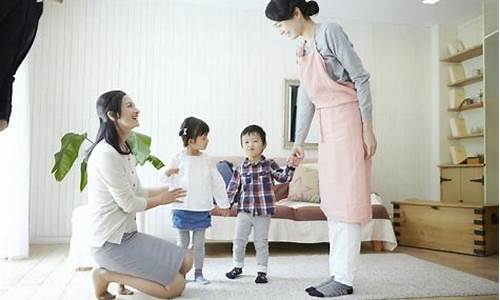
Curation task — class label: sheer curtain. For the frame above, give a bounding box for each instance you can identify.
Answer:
[0,62,31,259]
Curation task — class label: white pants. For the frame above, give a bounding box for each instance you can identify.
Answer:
[328,219,361,286]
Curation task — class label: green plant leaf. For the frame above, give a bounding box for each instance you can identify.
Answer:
[127,131,151,165]
[146,155,165,169]
[80,161,88,191]
[51,132,88,181]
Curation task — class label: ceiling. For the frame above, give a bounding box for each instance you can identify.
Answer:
[177,0,483,26]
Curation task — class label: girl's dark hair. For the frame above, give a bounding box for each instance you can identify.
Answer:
[85,90,130,160]
[265,0,319,22]
[179,117,210,147]
[240,124,267,147]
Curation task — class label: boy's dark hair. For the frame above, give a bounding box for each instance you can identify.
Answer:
[179,116,209,147]
[240,124,267,147]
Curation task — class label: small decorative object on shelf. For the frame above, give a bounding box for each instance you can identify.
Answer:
[449,145,467,164]
[447,40,466,55]
[449,117,467,137]
[469,126,484,134]
[448,64,466,83]
[466,157,481,164]
[449,88,465,109]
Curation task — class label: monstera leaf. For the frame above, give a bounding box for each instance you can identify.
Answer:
[146,154,165,169]
[51,132,88,182]
[52,131,164,192]
[80,161,88,192]
[127,131,151,165]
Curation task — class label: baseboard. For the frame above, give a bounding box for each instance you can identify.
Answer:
[30,236,70,244]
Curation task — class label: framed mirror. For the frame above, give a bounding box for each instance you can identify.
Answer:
[283,79,318,150]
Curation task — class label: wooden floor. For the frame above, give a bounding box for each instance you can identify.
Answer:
[0,243,498,300]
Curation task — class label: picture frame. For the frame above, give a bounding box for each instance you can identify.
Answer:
[283,79,318,150]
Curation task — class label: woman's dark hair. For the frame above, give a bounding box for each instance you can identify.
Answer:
[85,90,130,160]
[240,124,267,147]
[265,0,319,22]
[179,117,210,147]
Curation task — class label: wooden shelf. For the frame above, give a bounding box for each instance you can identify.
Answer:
[448,133,484,140]
[392,199,488,209]
[448,74,483,87]
[441,44,483,63]
[448,102,484,112]
[438,163,485,168]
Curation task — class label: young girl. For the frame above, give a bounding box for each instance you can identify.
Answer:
[160,116,230,285]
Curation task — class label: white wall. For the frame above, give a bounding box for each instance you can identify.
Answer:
[0,62,31,257]
[28,0,434,242]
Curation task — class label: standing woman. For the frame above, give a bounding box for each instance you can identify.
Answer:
[86,90,193,300]
[265,0,377,297]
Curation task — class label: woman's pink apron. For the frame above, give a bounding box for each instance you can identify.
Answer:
[297,39,371,224]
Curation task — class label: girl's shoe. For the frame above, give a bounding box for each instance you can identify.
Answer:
[194,274,210,285]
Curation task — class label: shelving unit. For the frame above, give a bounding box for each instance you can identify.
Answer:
[448,133,484,140]
[448,102,483,112]
[438,163,485,168]
[441,44,483,63]
[437,2,498,207]
[447,74,483,87]
[396,4,499,257]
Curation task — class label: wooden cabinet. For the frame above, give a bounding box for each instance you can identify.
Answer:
[393,200,498,256]
[440,165,484,205]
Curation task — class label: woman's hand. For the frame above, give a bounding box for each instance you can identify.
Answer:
[289,144,305,164]
[165,168,180,177]
[362,123,377,160]
[159,188,186,205]
[287,154,301,168]
[147,187,186,210]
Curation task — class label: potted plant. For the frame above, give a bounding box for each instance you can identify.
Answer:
[51,131,164,191]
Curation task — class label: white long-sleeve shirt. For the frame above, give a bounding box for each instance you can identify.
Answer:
[87,141,150,247]
[159,151,230,211]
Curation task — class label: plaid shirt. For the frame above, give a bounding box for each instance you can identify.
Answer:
[227,156,295,216]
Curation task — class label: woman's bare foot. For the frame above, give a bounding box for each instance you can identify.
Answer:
[118,284,134,295]
[92,268,115,300]
[97,291,115,300]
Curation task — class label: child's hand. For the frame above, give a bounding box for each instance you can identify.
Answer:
[165,168,180,177]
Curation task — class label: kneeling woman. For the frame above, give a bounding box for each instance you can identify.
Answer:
[86,90,192,299]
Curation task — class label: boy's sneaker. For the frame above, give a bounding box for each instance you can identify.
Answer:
[255,272,268,284]
[225,267,242,279]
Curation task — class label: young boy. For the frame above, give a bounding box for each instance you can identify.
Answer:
[225,125,300,284]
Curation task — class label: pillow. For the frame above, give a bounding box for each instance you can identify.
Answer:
[288,163,320,203]
[273,183,289,201]
[216,160,234,187]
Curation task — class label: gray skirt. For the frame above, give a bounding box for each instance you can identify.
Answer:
[91,231,186,286]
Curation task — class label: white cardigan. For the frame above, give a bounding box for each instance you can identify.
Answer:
[159,151,229,211]
[87,141,149,247]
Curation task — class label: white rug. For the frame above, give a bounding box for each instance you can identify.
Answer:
[130,253,499,300]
